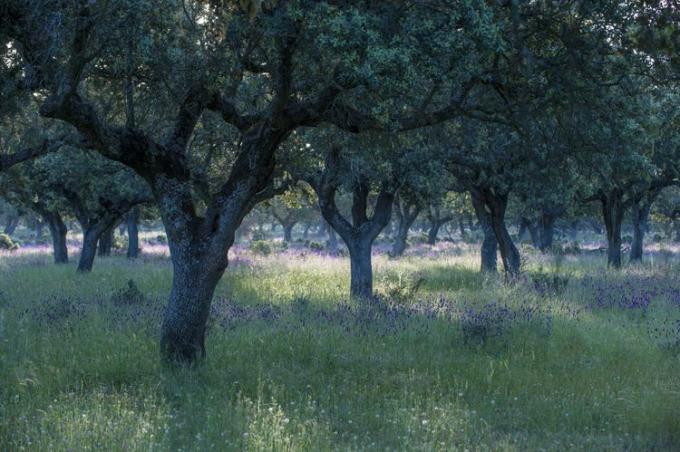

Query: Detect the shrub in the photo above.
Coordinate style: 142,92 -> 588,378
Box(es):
308,241 -> 324,252
112,235 -> 127,250
0,233 -> 18,251
251,229 -> 267,241
249,240 -> 272,256
110,280 -> 146,305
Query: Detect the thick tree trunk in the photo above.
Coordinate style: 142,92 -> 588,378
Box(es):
46,213 -> 68,264
282,222 -> 294,242
126,207 -> 140,258
160,247 -> 226,362
98,226 -> 114,256
471,191 -> 497,273
4,215 -> 19,235
78,227 -> 101,272
349,241 -> 373,299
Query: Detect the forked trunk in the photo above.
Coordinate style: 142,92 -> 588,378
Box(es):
471,190 -> 497,273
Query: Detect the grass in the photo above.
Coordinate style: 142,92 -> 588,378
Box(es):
1,242 -> 680,450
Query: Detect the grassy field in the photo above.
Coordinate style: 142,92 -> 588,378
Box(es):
1,241 -> 680,450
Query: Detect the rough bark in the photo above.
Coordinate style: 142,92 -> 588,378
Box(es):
600,191 -> 625,269
126,206 -> 140,258
471,190 -> 497,273
78,226 -> 102,272
349,240 -> 373,298
45,212 -> 69,264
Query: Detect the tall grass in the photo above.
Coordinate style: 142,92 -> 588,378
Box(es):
1,246 -> 679,450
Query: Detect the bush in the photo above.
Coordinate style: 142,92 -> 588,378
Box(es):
251,229 -> 267,241
249,240 -> 272,256
113,235 -> 127,250
0,233 -> 18,251
308,241 -> 324,252
110,280 -> 146,305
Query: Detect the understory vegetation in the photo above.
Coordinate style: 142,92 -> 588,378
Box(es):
2,243 -> 679,450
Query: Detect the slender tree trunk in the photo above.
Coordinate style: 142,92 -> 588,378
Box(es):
518,217 -> 529,241
527,220 -> 541,249
601,193 -> 624,269
471,191 -> 497,273
127,207 -> 140,258
630,201 -> 651,262
539,212 -> 557,252
302,224 -> 310,240
34,221 -> 44,239
427,221 -> 442,245
78,227 -> 101,272
45,213 -> 68,264
458,220 -> 466,238
4,215 -> 19,235
98,226 -> 114,256
326,222 -> 338,254
348,241 -> 373,299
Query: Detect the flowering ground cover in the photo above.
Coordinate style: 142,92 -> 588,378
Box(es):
1,243 -> 679,450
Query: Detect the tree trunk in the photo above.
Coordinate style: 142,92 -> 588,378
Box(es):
474,189 -> 520,276
45,212 -> 68,264
526,219 -> 541,249
160,244 -> 227,362
4,215 -> 19,235
326,222 -> 338,254
539,212 -> 556,252
127,207 -> 140,258
458,220 -> 466,238
282,222 -> 294,242
601,193 -> 624,269
427,221 -> 441,245
392,223 -> 409,256
471,190 -> 497,273
302,223 -> 310,240
34,220 -> 44,239
349,241 -> 373,299
98,226 -> 114,256
78,227 -> 101,272
630,200 -> 652,262
518,217 -> 529,241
